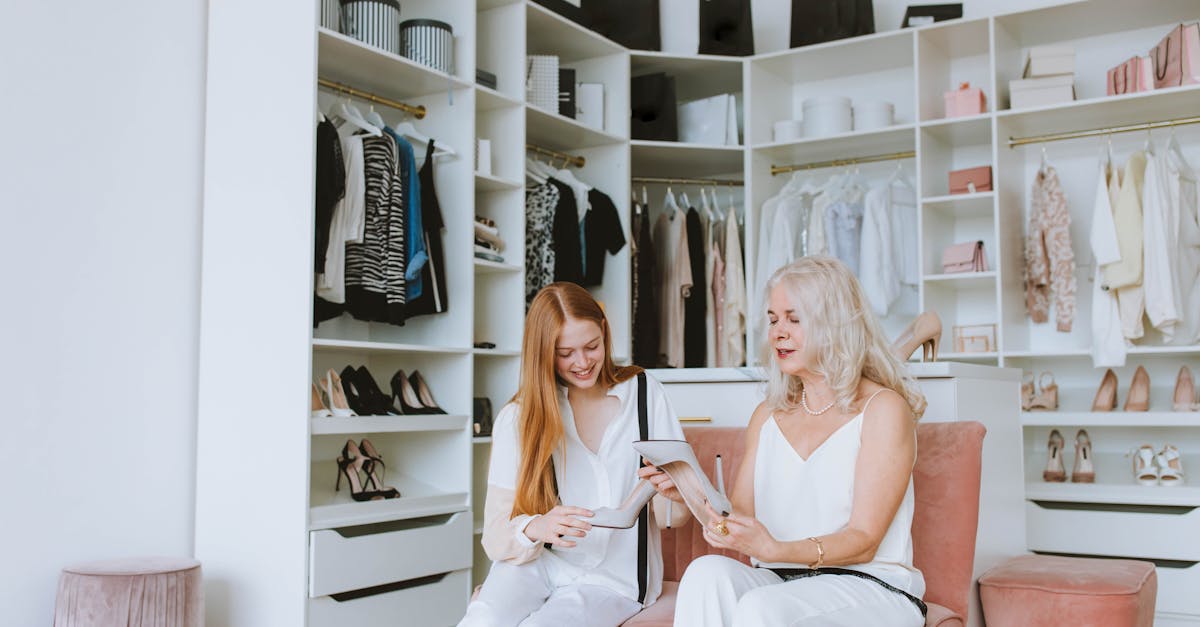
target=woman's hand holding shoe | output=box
[523,506,594,548]
[639,461,685,504]
[701,503,780,562]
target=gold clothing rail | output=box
[1007,115,1200,148]
[318,78,427,119]
[770,150,916,176]
[632,176,744,187]
[526,144,586,168]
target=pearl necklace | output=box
[800,389,836,416]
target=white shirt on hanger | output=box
[1090,158,1127,368]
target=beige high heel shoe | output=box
[1091,369,1118,412]
[1021,372,1036,412]
[1072,430,1095,483]
[1028,372,1058,411]
[1124,366,1150,412]
[892,312,942,362]
[1043,429,1067,482]
[311,382,333,418]
[1173,366,1195,412]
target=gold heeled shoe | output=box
[892,312,942,362]
[1124,366,1150,412]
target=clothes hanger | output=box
[664,188,681,219]
[890,160,916,194]
[334,94,382,137]
[364,102,386,129]
[1039,145,1049,174]
[642,185,649,206]
[525,156,550,184]
[391,116,456,159]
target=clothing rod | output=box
[317,78,427,119]
[631,176,744,187]
[526,144,586,168]
[770,150,916,176]
[1007,115,1200,148]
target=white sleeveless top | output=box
[752,395,926,598]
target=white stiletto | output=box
[588,480,658,529]
[632,440,732,528]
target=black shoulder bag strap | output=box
[636,371,649,604]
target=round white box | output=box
[854,101,894,131]
[802,97,852,137]
[772,120,803,143]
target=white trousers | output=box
[673,555,924,627]
[458,560,642,627]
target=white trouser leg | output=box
[519,583,642,627]
[672,555,783,627]
[733,572,924,627]
[458,561,553,627]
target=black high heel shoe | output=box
[339,366,374,415]
[356,366,400,415]
[408,370,446,414]
[390,369,430,414]
[358,438,400,496]
[335,439,399,501]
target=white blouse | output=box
[484,374,685,606]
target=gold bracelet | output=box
[807,536,824,570]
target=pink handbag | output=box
[1108,56,1154,95]
[942,241,987,274]
[948,165,992,195]
[1151,23,1200,89]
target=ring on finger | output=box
[713,520,729,536]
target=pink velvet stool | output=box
[978,555,1156,627]
[54,556,203,627]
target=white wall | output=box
[0,1,206,625]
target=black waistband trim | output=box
[766,567,928,618]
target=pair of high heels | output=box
[1021,372,1059,411]
[336,438,401,501]
[1043,429,1094,483]
[313,366,445,417]
[588,441,732,530]
[1132,444,1185,486]
[313,369,355,418]
[1090,367,1150,412]
[892,312,942,362]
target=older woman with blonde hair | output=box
[672,256,929,627]
[459,282,690,627]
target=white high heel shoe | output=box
[1158,445,1185,487]
[588,480,657,529]
[1133,445,1159,486]
[323,369,357,417]
[632,440,731,528]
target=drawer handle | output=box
[1031,500,1198,515]
[330,572,449,602]
[335,513,460,538]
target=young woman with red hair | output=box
[458,282,688,626]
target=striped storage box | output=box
[340,0,400,54]
[526,55,559,113]
[320,0,339,31]
[400,19,455,75]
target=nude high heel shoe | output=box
[312,382,333,418]
[589,480,657,529]
[1020,372,1036,412]
[1043,429,1067,482]
[892,312,942,362]
[1092,369,1118,412]
[1028,372,1058,411]
[1173,366,1195,412]
[1072,430,1095,483]
[1124,365,1150,412]
[632,440,731,528]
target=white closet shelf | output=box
[1024,452,1200,507]
[997,84,1200,142]
[938,352,999,362]
[473,258,522,274]
[752,28,913,83]
[312,338,470,355]
[311,414,470,436]
[472,347,520,357]
[475,172,523,191]
[922,192,994,219]
[309,465,469,530]
[525,1,623,63]
[479,0,522,12]
[920,114,992,145]
[476,85,523,111]
[317,28,472,102]
[923,271,997,287]
[751,124,916,166]
[631,51,743,102]
[631,140,744,179]
[1005,345,1200,359]
[993,0,1198,49]
[1022,412,1200,427]
[526,104,625,150]
[472,436,493,444]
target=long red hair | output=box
[512,283,641,516]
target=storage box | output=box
[558,68,576,119]
[526,55,559,112]
[954,324,996,353]
[1009,74,1075,109]
[802,96,852,138]
[853,100,894,131]
[1023,45,1075,78]
[400,19,454,75]
[948,165,992,194]
[577,83,604,130]
[943,82,986,118]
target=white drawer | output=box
[310,512,472,597]
[1025,501,1200,561]
[309,568,469,627]
[1157,561,1200,618]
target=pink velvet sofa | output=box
[624,421,986,627]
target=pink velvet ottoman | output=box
[54,557,203,627]
[978,555,1156,627]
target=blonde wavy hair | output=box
[760,256,926,419]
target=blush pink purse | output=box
[1107,56,1154,95]
[1151,23,1200,89]
[942,241,987,274]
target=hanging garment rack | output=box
[770,150,916,176]
[318,78,427,119]
[631,176,744,187]
[526,144,586,168]
[1007,115,1200,148]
